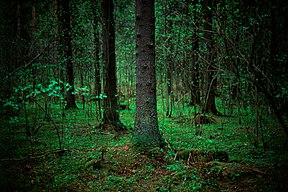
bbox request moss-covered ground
[0,99,287,191]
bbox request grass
[0,98,287,191]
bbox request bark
[31,0,37,90]
[133,0,164,149]
[165,3,173,118]
[202,0,220,115]
[101,0,124,131]
[91,0,102,118]
[189,0,200,106]
[57,0,78,110]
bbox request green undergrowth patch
[1,101,287,191]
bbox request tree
[202,0,220,115]
[0,1,18,98]
[164,1,174,118]
[133,0,164,149]
[57,0,78,110]
[91,0,102,118]
[101,0,125,131]
[190,0,201,106]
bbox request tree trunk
[58,0,78,110]
[165,4,173,118]
[189,0,200,106]
[0,1,17,97]
[91,0,102,119]
[101,0,125,131]
[133,0,164,149]
[202,0,220,115]
[31,0,37,91]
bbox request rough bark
[101,0,124,131]
[133,0,164,149]
[58,0,78,110]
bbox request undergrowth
[0,99,287,191]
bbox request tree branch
[0,41,55,85]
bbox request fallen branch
[0,148,69,161]
[241,165,268,175]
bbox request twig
[32,99,62,150]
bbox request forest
[0,0,287,191]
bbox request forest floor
[0,101,288,191]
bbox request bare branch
[0,40,56,85]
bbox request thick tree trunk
[58,0,78,110]
[133,0,164,149]
[101,0,124,131]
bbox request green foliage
[1,0,288,191]
[1,98,287,191]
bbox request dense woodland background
[0,0,288,191]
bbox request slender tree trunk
[189,0,200,106]
[101,0,125,131]
[16,0,32,135]
[165,4,173,118]
[16,0,21,37]
[270,4,277,73]
[58,0,78,110]
[31,0,37,91]
[91,0,102,119]
[202,0,220,115]
[80,71,85,110]
[133,0,164,149]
